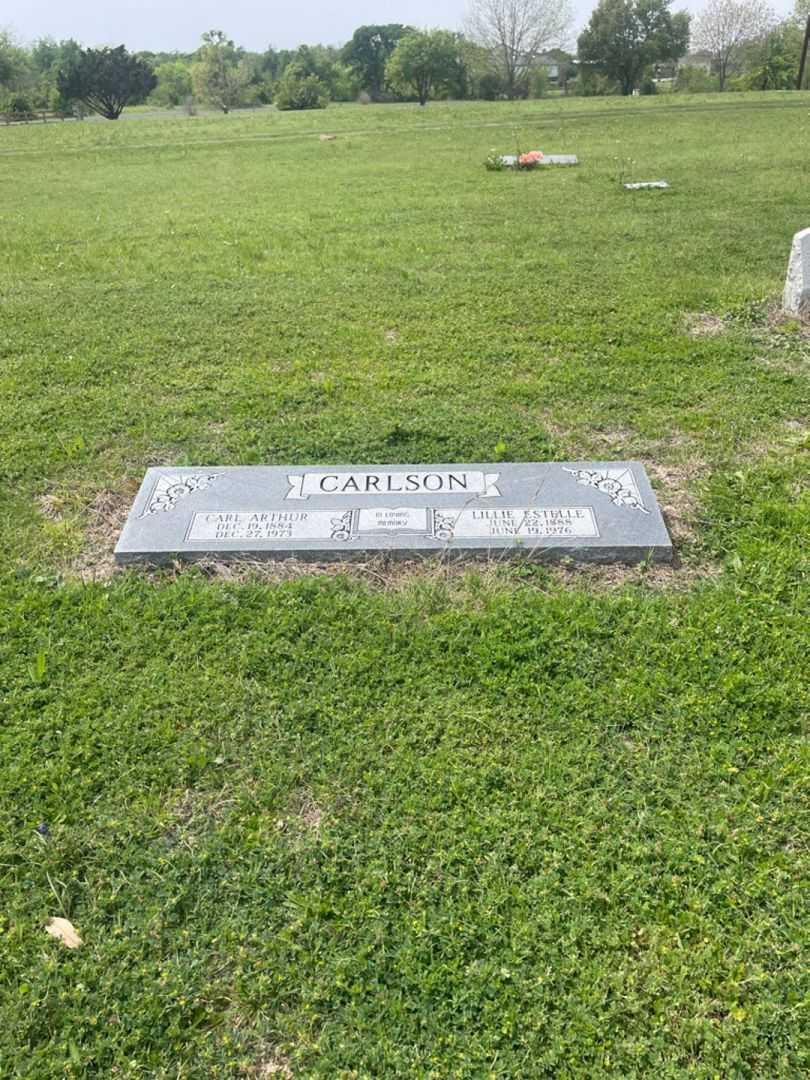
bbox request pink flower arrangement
[517,150,544,168]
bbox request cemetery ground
[1,93,809,1077]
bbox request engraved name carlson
[286,469,502,500]
[315,472,471,494]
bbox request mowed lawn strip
[0,97,808,1076]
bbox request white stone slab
[624,181,669,190]
[115,461,673,564]
[498,154,578,167]
[783,227,810,317]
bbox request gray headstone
[498,154,578,167]
[783,227,810,318]
[624,181,669,190]
[115,461,673,565]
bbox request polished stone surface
[115,461,673,564]
[783,227,810,317]
[499,154,578,167]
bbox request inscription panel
[187,511,352,542]
[287,470,501,499]
[435,507,598,541]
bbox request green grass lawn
[1,95,808,1077]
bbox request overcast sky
[7,0,797,52]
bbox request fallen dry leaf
[45,917,82,949]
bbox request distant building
[535,53,561,81]
[679,51,715,73]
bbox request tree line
[1,0,808,119]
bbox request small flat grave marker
[498,154,578,167]
[115,461,673,564]
[624,181,669,190]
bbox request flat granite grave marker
[115,461,673,564]
[498,154,578,167]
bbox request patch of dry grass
[241,1049,294,1078]
[685,311,727,337]
[162,786,238,851]
[68,484,139,581]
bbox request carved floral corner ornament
[329,511,354,542]
[432,510,457,541]
[563,467,650,514]
[141,473,218,517]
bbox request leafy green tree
[273,64,329,110]
[0,30,33,95]
[692,0,774,90]
[675,63,720,90]
[286,44,360,101]
[476,70,506,97]
[2,91,34,117]
[259,46,296,83]
[797,0,810,89]
[457,38,501,98]
[342,25,412,99]
[328,62,361,101]
[578,0,690,95]
[385,30,463,105]
[742,18,804,87]
[576,67,621,93]
[57,45,156,119]
[28,39,83,110]
[28,37,61,91]
[150,60,193,107]
[530,65,551,96]
[465,0,573,99]
[191,30,257,113]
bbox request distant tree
[692,0,775,89]
[191,30,256,113]
[578,0,690,95]
[530,65,551,95]
[0,30,33,93]
[465,0,573,99]
[798,0,810,89]
[260,45,296,83]
[675,62,719,90]
[273,64,329,110]
[28,37,60,78]
[28,39,82,109]
[150,60,192,106]
[57,45,156,119]
[342,24,412,99]
[455,37,499,97]
[330,63,361,100]
[741,17,804,87]
[476,69,506,96]
[385,30,463,104]
[287,44,360,100]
